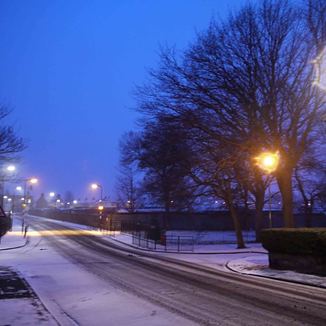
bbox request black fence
[131,231,194,252]
[29,208,326,232]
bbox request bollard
[24,225,29,238]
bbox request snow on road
[1,217,197,326]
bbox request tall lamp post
[255,151,280,228]
[23,178,38,208]
[91,183,103,201]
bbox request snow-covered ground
[1,214,325,325]
[227,255,326,288]
[21,214,326,287]
[0,218,28,250]
[166,230,256,244]
[1,216,197,325]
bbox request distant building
[36,193,48,209]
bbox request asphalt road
[26,216,326,326]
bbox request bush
[261,228,326,256]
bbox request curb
[225,260,326,289]
[0,236,30,251]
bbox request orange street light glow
[255,151,280,174]
[29,178,38,184]
[98,205,104,211]
[7,230,120,237]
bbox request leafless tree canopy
[134,0,325,229]
[0,107,25,162]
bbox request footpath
[1,215,325,325]
[0,217,57,325]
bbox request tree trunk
[254,191,265,242]
[227,202,245,249]
[277,168,294,227]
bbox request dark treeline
[0,106,25,236]
[117,0,326,247]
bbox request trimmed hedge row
[261,228,326,256]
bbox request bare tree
[136,0,325,228]
[0,107,25,236]
[116,164,140,212]
[188,139,246,248]
[305,0,326,53]
[294,144,326,226]
[0,107,25,161]
[119,119,196,214]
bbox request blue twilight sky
[0,0,249,200]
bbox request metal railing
[131,232,194,252]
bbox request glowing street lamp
[29,178,38,184]
[49,192,55,198]
[90,183,103,201]
[16,186,23,192]
[255,151,280,228]
[6,165,16,172]
[23,177,39,207]
[255,151,280,174]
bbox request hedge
[261,228,326,256]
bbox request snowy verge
[227,255,326,288]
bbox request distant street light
[73,200,78,205]
[255,151,280,228]
[16,186,23,192]
[49,192,55,198]
[0,164,17,208]
[29,178,38,184]
[90,183,103,201]
[23,177,39,207]
[6,165,16,172]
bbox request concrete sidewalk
[0,217,58,325]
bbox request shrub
[261,228,326,256]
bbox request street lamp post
[91,183,103,201]
[23,178,38,208]
[255,151,280,228]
